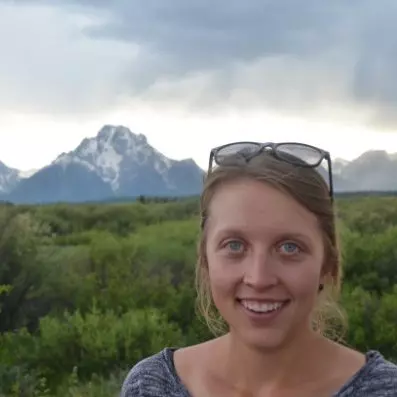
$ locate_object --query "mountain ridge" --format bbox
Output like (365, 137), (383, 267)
(0, 127), (396, 204)
(1, 125), (204, 204)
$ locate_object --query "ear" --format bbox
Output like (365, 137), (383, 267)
(318, 264), (332, 293)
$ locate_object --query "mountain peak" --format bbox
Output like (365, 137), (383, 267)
(353, 150), (391, 168)
(356, 150), (390, 161)
(97, 125), (147, 146)
(51, 125), (202, 194)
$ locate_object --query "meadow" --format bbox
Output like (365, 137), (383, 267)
(0, 194), (397, 396)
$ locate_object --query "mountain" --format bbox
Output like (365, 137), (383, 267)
(5, 125), (204, 204)
(0, 161), (23, 194)
(1, 127), (397, 204)
(332, 150), (397, 192)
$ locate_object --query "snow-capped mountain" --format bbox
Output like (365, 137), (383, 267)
(5, 125), (204, 204)
(55, 125), (177, 193)
(2, 126), (397, 204)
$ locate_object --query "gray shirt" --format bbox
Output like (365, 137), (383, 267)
(121, 348), (397, 396)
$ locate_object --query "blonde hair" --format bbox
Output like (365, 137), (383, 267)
(195, 151), (346, 339)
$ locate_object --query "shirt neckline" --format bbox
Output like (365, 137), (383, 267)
(161, 347), (384, 396)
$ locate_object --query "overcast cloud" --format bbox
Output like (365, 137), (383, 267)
(2, 0), (397, 127)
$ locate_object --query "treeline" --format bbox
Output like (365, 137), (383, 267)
(0, 196), (397, 396)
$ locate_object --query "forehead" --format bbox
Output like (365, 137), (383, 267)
(207, 179), (321, 238)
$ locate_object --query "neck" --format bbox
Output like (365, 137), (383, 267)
(217, 329), (330, 394)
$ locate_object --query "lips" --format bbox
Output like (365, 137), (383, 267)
(240, 300), (284, 313)
(237, 298), (290, 316)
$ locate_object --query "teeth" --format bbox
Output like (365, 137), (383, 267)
(241, 300), (284, 313)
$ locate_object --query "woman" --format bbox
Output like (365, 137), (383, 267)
(121, 142), (397, 396)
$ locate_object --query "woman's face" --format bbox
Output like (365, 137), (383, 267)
(205, 178), (326, 350)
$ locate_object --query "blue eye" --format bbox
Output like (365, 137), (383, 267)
(226, 240), (244, 252)
(279, 242), (300, 254)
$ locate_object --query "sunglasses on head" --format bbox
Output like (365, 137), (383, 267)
(207, 141), (334, 201)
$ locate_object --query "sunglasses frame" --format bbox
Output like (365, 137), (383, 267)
(208, 141), (334, 201)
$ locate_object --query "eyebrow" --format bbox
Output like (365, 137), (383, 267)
(214, 227), (313, 243)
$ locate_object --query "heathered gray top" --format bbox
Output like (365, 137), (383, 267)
(120, 348), (397, 396)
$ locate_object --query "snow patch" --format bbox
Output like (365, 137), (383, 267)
(18, 169), (39, 178)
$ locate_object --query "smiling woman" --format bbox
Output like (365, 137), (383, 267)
(121, 142), (397, 397)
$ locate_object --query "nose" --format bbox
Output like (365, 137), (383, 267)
(243, 251), (278, 289)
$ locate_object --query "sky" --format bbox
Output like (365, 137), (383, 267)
(2, 1), (397, 171)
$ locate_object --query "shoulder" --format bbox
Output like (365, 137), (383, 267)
(343, 351), (397, 396)
(120, 348), (187, 397)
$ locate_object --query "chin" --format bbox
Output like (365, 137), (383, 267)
(226, 301), (308, 351)
(235, 327), (291, 352)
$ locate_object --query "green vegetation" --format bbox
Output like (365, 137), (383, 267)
(0, 195), (397, 396)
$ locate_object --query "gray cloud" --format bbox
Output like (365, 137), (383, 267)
(0, 2), (136, 115)
(2, 0), (397, 128)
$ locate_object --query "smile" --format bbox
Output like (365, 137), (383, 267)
(237, 298), (291, 321)
(240, 300), (285, 313)
(239, 299), (289, 313)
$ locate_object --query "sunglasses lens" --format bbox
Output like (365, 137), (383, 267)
(215, 143), (261, 165)
(209, 141), (332, 198)
(276, 143), (323, 166)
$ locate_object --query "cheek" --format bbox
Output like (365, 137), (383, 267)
(207, 253), (241, 297)
(284, 261), (322, 298)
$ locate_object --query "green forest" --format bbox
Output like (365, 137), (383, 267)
(1, 194), (397, 396)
